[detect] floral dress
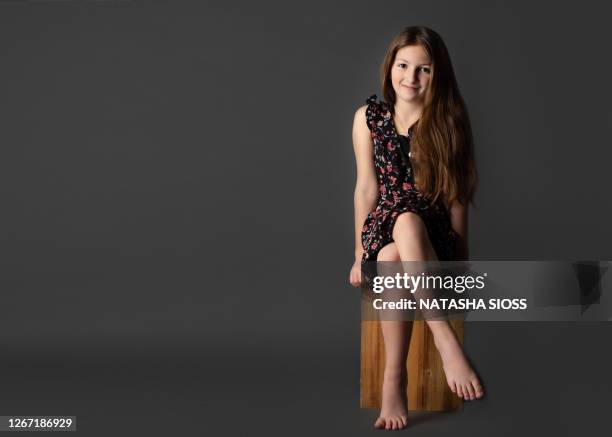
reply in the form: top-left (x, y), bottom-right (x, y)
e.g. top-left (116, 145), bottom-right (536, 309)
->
top-left (360, 94), bottom-right (458, 263)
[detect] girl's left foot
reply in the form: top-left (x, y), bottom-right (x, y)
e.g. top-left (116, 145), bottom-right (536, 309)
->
top-left (433, 328), bottom-right (484, 400)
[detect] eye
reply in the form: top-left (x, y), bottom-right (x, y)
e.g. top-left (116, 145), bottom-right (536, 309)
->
top-left (419, 66), bottom-right (431, 73)
top-left (397, 63), bottom-right (407, 69)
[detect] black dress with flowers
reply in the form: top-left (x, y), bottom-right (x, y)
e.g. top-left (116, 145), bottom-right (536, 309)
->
top-left (360, 94), bottom-right (458, 263)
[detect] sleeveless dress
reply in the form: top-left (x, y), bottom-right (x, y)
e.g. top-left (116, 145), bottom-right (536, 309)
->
top-left (360, 94), bottom-right (458, 263)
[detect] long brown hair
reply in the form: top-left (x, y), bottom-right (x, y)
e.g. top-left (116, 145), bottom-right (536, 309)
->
top-left (380, 26), bottom-right (477, 207)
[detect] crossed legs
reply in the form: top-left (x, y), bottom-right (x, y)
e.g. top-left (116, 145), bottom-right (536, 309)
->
top-left (374, 212), bottom-right (484, 430)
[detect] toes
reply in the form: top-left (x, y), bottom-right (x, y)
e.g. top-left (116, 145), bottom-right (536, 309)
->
top-left (376, 414), bottom-right (410, 430)
top-left (472, 381), bottom-right (484, 398)
top-left (465, 383), bottom-right (475, 400)
top-left (458, 385), bottom-right (466, 400)
top-left (374, 417), bottom-right (385, 429)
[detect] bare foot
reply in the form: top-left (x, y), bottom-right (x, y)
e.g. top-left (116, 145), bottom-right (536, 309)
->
top-left (374, 368), bottom-right (409, 430)
top-left (433, 328), bottom-right (484, 400)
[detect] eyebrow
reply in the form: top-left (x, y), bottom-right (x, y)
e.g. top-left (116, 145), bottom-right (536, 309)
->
top-left (397, 58), bottom-right (431, 66)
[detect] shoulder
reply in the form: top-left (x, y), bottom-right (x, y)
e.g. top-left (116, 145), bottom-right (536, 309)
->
top-left (353, 104), bottom-right (367, 124)
top-left (364, 94), bottom-right (382, 114)
top-left (359, 94), bottom-right (387, 132)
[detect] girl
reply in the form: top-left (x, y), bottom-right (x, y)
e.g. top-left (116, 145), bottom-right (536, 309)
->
top-left (349, 26), bottom-right (484, 430)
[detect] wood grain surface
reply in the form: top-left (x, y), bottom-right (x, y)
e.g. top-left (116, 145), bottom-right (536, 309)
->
top-left (360, 319), bottom-right (463, 411)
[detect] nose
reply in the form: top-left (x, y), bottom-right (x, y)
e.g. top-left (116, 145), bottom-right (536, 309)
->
top-left (408, 67), bottom-right (419, 83)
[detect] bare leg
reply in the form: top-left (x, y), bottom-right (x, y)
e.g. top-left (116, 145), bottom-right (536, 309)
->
top-left (374, 244), bottom-right (411, 430)
top-left (391, 212), bottom-right (484, 400)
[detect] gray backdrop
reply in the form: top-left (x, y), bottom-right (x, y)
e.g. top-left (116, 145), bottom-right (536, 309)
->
top-left (1, 0), bottom-right (611, 435)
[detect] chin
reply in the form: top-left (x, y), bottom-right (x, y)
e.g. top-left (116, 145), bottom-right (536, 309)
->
top-left (398, 93), bottom-right (421, 102)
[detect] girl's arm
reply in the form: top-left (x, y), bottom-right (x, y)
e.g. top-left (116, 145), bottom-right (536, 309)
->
top-left (449, 199), bottom-right (469, 260)
top-left (351, 105), bottom-right (379, 262)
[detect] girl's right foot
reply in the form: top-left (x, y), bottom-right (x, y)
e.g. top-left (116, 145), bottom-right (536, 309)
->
top-left (374, 369), bottom-right (409, 430)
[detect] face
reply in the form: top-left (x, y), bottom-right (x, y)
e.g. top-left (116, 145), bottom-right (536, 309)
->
top-left (390, 44), bottom-right (432, 103)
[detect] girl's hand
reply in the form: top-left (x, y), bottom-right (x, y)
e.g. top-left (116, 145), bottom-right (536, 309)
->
top-left (349, 259), bottom-right (362, 288)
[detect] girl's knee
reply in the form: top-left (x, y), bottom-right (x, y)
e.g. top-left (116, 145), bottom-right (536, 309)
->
top-left (377, 243), bottom-right (400, 261)
top-left (393, 212), bottom-right (427, 240)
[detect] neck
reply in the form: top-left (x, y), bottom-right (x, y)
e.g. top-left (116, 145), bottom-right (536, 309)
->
top-left (393, 98), bottom-right (423, 133)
